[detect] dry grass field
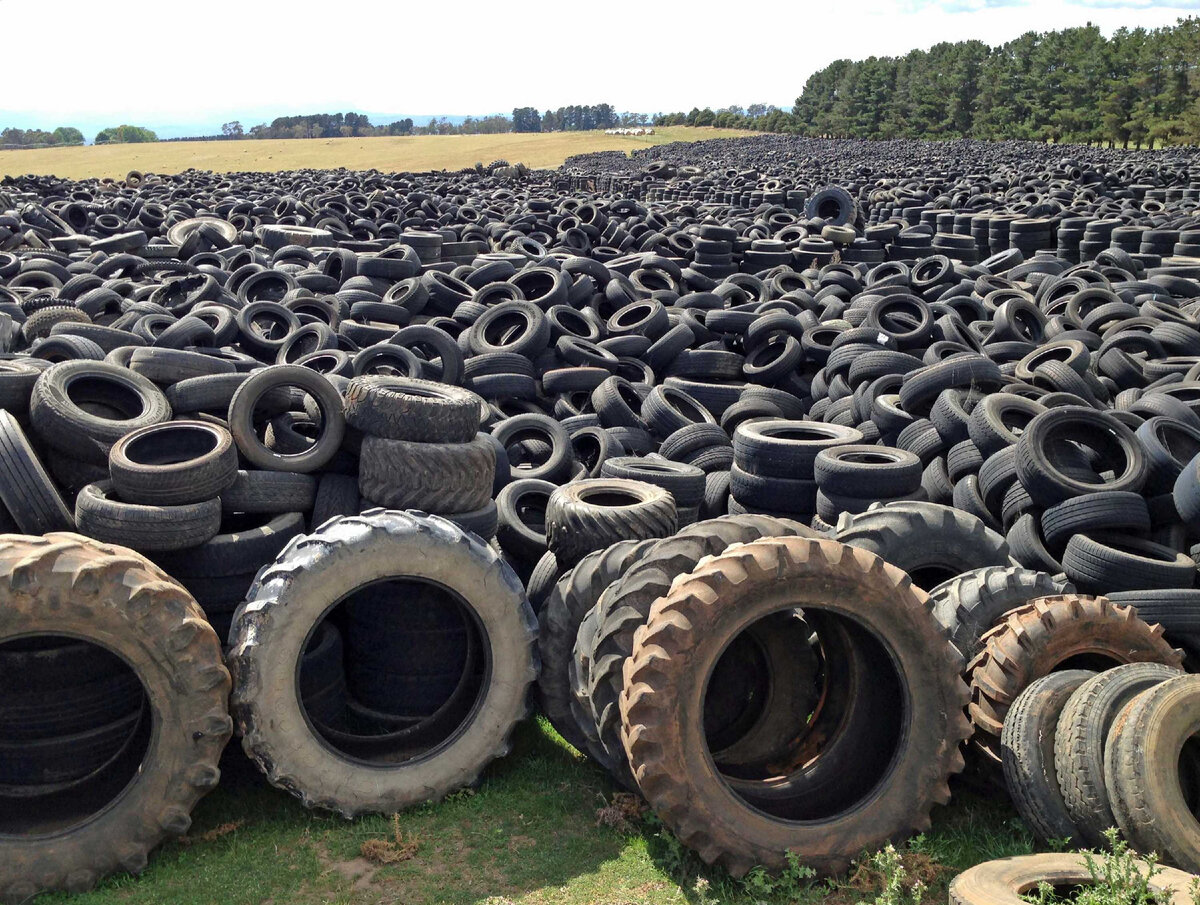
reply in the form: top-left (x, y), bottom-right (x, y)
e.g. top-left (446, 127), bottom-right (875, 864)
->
top-left (0, 127), bottom-right (756, 180)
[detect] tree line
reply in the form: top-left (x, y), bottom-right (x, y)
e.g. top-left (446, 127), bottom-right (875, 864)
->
top-left (0, 126), bottom-right (86, 149)
top-left (654, 18), bottom-right (1200, 147)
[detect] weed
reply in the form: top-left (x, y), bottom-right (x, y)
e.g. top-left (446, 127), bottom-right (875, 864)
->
top-left (742, 851), bottom-right (818, 901)
top-left (360, 814), bottom-right (419, 865)
top-left (852, 845), bottom-right (925, 905)
top-left (1021, 829), bottom-right (1165, 905)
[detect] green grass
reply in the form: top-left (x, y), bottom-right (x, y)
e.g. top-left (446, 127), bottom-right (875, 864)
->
top-left (38, 718), bottom-right (1038, 905)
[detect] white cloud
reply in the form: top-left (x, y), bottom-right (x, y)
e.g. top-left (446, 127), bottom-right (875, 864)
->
top-left (0, 0), bottom-right (1195, 131)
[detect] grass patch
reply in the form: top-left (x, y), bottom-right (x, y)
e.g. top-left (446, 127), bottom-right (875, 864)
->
top-left (0, 127), bottom-right (756, 180)
top-left (35, 717), bottom-right (1040, 905)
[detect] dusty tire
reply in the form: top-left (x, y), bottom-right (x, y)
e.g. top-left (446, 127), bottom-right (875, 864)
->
top-left (930, 566), bottom-right (1073, 661)
top-left (228, 509), bottom-right (537, 815)
top-left (835, 500), bottom-right (1015, 591)
top-left (1000, 670), bottom-right (1094, 845)
top-left (584, 514), bottom-right (814, 785)
top-left (343, 375), bottom-right (481, 443)
top-left (537, 538), bottom-right (656, 754)
top-left (1055, 662), bottom-right (1183, 847)
top-left (948, 853), bottom-right (1197, 905)
top-left (545, 478), bottom-right (677, 568)
top-left (1105, 674), bottom-right (1200, 873)
top-left (358, 434), bottom-right (495, 512)
top-left (968, 595), bottom-right (1182, 764)
top-left (0, 533), bottom-right (231, 902)
top-left (108, 420), bottom-right (238, 506)
top-left (620, 536), bottom-right (970, 877)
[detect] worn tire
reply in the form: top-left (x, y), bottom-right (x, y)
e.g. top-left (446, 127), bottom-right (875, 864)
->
top-left (968, 595), bottom-right (1181, 764)
top-left (108, 421), bottom-right (238, 506)
top-left (0, 533), bottom-right (230, 903)
top-left (545, 479), bottom-right (677, 568)
top-left (75, 481), bottom-right (222, 552)
top-left (948, 854), bottom-right (1197, 905)
top-left (0, 410), bottom-right (74, 534)
top-left (358, 434), bottom-right (494, 512)
top-left (343, 375), bottom-right (481, 443)
top-left (620, 536), bottom-right (970, 877)
top-left (228, 509), bottom-right (537, 815)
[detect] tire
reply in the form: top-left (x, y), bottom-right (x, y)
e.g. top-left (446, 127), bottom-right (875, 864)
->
top-left (584, 515), bottom-right (815, 786)
top-left (730, 464), bottom-right (818, 512)
top-left (358, 434), bottom-right (494, 512)
top-left (948, 854), bottom-right (1197, 905)
top-left (929, 566), bottom-right (1074, 661)
top-left (220, 470), bottom-right (317, 514)
top-left (1000, 670), bottom-right (1095, 845)
top-left (805, 186), bottom-right (857, 226)
top-left (310, 473), bottom-right (361, 530)
top-left (30, 360), bottom-right (171, 464)
top-left (898, 355), bottom-right (1003, 413)
top-left (733, 420), bottom-right (862, 478)
top-left (1016, 406), bottom-right (1147, 506)
top-left (835, 500), bottom-right (1014, 592)
top-left (1040, 492), bottom-right (1150, 552)
top-left (598, 456), bottom-right (701, 507)
top-left (526, 550), bottom-right (561, 615)
top-left (1107, 589), bottom-right (1200, 634)
top-left (1105, 674), bottom-right (1200, 874)
top-left (165, 373), bottom-right (252, 414)
top-left (813, 445), bottom-right (922, 497)
top-left (545, 479), bottom-right (677, 568)
top-left (152, 511), bottom-right (306, 578)
top-left (495, 478), bottom-right (555, 563)
top-left (0, 533), bottom-right (230, 902)
top-left (537, 539), bottom-right (656, 754)
top-left (343, 376), bottom-right (481, 443)
top-left (1055, 662), bottom-right (1183, 847)
top-left (0, 410), bottom-right (74, 533)
top-left (228, 510), bottom-right (537, 815)
top-left (640, 385), bottom-right (716, 438)
top-left (1062, 533), bottom-right (1196, 594)
top-left (108, 421), bottom-right (238, 506)
top-left (968, 595), bottom-right (1181, 764)
top-left (227, 364), bottom-right (345, 473)
top-left (491, 414), bottom-right (574, 483)
top-left (75, 481), bottom-right (222, 552)
top-left (620, 535), bottom-right (970, 877)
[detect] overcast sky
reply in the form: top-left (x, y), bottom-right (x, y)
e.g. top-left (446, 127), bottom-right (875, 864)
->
top-left (2, 0), bottom-right (1198, 134)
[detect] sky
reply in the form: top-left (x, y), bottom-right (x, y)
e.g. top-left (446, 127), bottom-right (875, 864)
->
top-left (1, 0), bottom-right (1198, 137)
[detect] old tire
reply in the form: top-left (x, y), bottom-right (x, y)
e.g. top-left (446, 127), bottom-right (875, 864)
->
top-left (545, 478), bottom-right (677, 568)
top-left (0, 533), bottom-right (230, 902)
top-left (228, 509), bottom-right (537, 815)
top-left (358, 434), bottom-right (495, 512)
top-left (948, 853), bottom-right (1197, 905)
top-left (343, 375), bottom-right (481, 443)
top-left (620, 536), bottom-right (970, 877)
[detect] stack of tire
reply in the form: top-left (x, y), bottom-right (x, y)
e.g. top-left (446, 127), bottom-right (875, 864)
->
top-left (1002, 665), bottom-right (1200, 875)
top-left (347, 374), bottom-right (496, 540)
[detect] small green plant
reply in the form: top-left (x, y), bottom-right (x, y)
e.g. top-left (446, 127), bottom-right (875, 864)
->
top-left (741, 850), bottom-right (817, 900)
top-left (1021, 829), bottom-right (1164, 905)
top-left (858, 844), bottom-right (924, 905)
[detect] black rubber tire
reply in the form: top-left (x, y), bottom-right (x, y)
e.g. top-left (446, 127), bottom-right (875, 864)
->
top-left (1040, 492), bottom-right (1151, 552)
top-left (227, 365), bottom-right (345, 474)
top-left (600, 456), bottom-right (705, 509)
top-left (929, 565), bottom-right (1074, 661)
top-left (620, 535), bottom-right (970, 878)
top-left (228, 509), bottom-right (536, 815)
top-left (1007, 512), bottom-right (1064, 574)
top-left (1105, 674), bottom-right (1200, 874)
top-left (220, 470), bottom-right (317, 515)
top-left (495, 478), bottom-right (555, 563)
top-left (108, 421), bottom-right (237, 506)
top-left (835, 501), bottom-right (1014, 592)
top-left (526, 550), bottom-right (562, 615)
top-left (1062, 533), bottom-right (1196, 595)
top-left (0, 533), bottom-right (230, 902)
top-left (152, 511), bottom-right (306, 578)
top-left (358, 434), bottom-right (494, 512)
top-left (583, 515), bottom-right (815, 785)
top-left (310, 473), bottom-right (361, 530)
top-left (545, 479), bottom-right (677, 568)
top-left (75, 481), bottom-right (222, 552)
top-left (968, 393), bottom-right (1048, 458)
top-left (29, 360), bottom-right (172, 464)
top-left (537, 538), bottom-right (655, 754)
top-left (1055, 662), bottom-right (1183, 847)
top-left (898, 355), bottom-right (1003, 413)
top-left (729, 464), bottom-right (818, 512)
top-left (733, 420), bottom-right (862, 478)
top-left (813, 444), bottom-right (922, 497)
top-left (640, 385), bottom-right (717, 438)
top-left (343, 375), bottom-right (481, 443)
top-left (1001, 670), bottom-right (1095, 845)
top-left (0, 410), bottom-right (75, 533)
top-left (1106, 589), bottom-right (1200, 634)
top-left (491, 414), bottom-right (574, 483)
top-left (1016, 406), bottom-right (1148, 506)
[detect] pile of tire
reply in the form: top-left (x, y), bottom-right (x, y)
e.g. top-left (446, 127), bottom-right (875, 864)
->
top-left (0, 135), bottom-right (1200, 895)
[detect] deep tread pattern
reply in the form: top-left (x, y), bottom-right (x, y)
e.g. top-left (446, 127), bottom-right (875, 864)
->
top-left (537, 538), bottom-right (656, 754)
top-left (228, 509), bottom-right (537, 817)
top-left (619, 536), bottom-right (970, 878)
top-left (967, 594), bottom-right (1181, 764)
top-left (546, 479), bottom-right (677, 568)
top-left (0, 533), bottom-right (230, 901)
top-left (358, 434), bottom-right (494, 512)
top-left (1054, 662), bottom-right (1182, 847)
top-left (583, 514), bottom-right (813, 785)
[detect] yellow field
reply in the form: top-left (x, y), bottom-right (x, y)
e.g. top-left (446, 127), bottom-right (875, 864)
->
top-left (0, 127), bottom-right (756, 180)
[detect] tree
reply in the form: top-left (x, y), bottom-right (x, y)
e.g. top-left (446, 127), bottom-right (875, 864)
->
top-left (512, 107), bottom-right (542, 132)
top-left (52, 126), bottom-right (84, 145)
top-left (94, 124), bottom-right (157, 144)
top-left (221, 121), bottom-right (244, 138)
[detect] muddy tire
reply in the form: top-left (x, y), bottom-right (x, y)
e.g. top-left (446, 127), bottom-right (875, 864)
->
top-left (968, 595), bottom-right (1181, 764)
top-left (0, 533), bottom-right (231, 902)
top-left (228, 509), bottom-right (537, 815)
top-left (620, 536), bottom-right (970, 877)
